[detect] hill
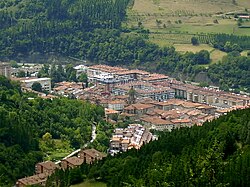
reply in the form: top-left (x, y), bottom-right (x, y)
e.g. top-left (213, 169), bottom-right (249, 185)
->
top-left (127, 0), bottom-right (250, 54)
top-left (0, 0), bottom-right (250, 91)
top-left (50, 107), bottom-right (250, 187)
top-left (0, 75), bottom-right (106, 186)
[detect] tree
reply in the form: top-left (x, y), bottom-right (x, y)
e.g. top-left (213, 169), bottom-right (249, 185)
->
top-left (10, 60), bottom-right (18, 68)
top-left (32, 82), bottom-right (42, 92)
top-left (237, 18), bottom-right (243, 26)
top-left (191, 37), bottom-right (199, 45)
top-left (78, 73), bottom-right (88, 88)
top-left (17, 70), bottom-right (26, 77)
top-left (194, 50), bottom-right (210, 64)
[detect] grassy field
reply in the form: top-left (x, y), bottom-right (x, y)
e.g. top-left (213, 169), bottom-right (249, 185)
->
top-left (126, 0), bottom-right (250, 61)
top-left (127, 0), bottom-right (250, 37)
top-left (71, 180), bottom-right (106, 187)
top-left (173, 44), bottom-right (227, 63)
top-left (40, 139), bottom-right (73, 161)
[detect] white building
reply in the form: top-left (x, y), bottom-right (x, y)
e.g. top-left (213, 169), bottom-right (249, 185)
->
top-left (20, 78), bottom-right (51, 92)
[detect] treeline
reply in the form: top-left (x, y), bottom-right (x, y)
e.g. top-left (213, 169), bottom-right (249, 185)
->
top-left (0, 75), bottom-right (105, 186)
top-left (198, 33), bottom-right (250, 52)
top-left (48, 107), bottom-right (250, 187)
top-left (208, 54), bottom-right (250, 92)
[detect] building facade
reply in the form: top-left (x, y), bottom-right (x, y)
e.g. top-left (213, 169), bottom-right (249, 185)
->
top-left (0, 62), bottom-right (11, 78)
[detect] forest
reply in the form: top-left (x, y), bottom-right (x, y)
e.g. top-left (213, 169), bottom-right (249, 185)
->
top-left (47, 107), bottom-right (250, 187)
top-left (0, 75), bottom-right (108, 186)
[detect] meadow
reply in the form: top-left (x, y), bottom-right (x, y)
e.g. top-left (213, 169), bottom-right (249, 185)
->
top-left (126, 0), bottom-right (250, 60)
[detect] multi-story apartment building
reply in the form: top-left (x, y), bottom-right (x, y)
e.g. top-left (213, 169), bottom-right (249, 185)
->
top-left (112, 81), bottom-right (175, 101)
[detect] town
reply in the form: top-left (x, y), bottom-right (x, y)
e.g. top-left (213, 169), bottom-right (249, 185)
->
top-left (1, 62), bottom-right (250, 186)
top-left (1, 62), bottom-right (250, 136)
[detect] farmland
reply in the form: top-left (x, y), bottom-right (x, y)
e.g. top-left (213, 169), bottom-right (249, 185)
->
top-left (126, 0), bottom-right (250, 58)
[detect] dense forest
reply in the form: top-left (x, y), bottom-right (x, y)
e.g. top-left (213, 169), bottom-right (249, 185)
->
top-left (0, 75), bottom-right (107, 186)
top-left (48, 107), bottom-right (250, 187)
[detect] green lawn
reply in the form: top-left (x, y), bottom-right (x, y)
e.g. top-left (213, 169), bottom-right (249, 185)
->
top-left (71, 180), bottom-right (106, 187)
top-left (173, 44), bottom-right (227, 63)
top-left (40, 139), bottom-right (73, 161)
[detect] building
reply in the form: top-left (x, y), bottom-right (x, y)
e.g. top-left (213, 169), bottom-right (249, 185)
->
top-left (61, 156), bottom-right (84, 170)
top-left (18, 77), bottom-right (52, 92)
top-left (74, 64), bottom-right (88, 77)
top-left (140, 116), bottom-right (174, 131)
top-left (112, 81), bottom-right (175, 101)
top-left (11, 64), bottom-right (43, 77)
top-left (78, 148), bottom-right (107, 164)
top-left (107, 100), bottom-right (126, 111)
top-left (123, 103), bottom-right (155, 116)
top-left (35, 161), bottom-right (58, 175)
top-left (16, 173), bottom-right (48, 187)
top-left (0, 62), bottom-right (11, 78)
top-left (109, 124), bottom-right (152, 154)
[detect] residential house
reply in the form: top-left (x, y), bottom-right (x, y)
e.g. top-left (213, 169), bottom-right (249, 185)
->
top-left (108, 100), bottom-right (126, 111)
top-left (140, 116), bottom-right (174, 131)
top-left (16, 173), bottom-right (48, 187)
top-left (78, 149), bottom-right (106, 164)
top-left (61, 156), bottom-right (84, 170)
top-left (123, 103), bottom-right (155, 116)
top-left (35, 161), bottom-right (58, 175)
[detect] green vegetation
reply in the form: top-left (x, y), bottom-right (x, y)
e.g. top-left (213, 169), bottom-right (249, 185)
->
top-left (0, 75), bottom-right (108, 186)
top-left (49, 107), bottom-right (250, 187)
top-left (71, 180), bottom-right (107, 187)
top-left (208, 54), bottom-right (250, 92)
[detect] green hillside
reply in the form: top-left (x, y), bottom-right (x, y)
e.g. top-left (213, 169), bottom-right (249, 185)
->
top-left (51, 107), bottom-right (250, 187)
top-left (127, 0), bottom-right (250, 45)
top-left (0, 75), bottom-right (106, 186)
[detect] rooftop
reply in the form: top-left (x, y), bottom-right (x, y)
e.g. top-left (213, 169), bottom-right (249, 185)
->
top-left (63, 156), bottom-right (84, 166)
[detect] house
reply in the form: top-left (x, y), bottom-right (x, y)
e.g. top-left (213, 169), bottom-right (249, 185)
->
top-left (107, 100), bottom-right (126, 111)
top-left (123, 103), bottom-right (155, 116)
top-left (78, 149), bottom-right (106, 164)
top-left (140, 116), bottom-right (174, 131)
top-left (196, 105), bottom-right (216, 115)
top-left (61, 156), bottom-right (84, 169)
top-left (171, 118), bottom-right (192, 127)
top-left (155, 99), bottom-right (184, 111)
top-left (35, 161), bottom-right (58, 175)
top-left (105, 108), bottom-right (119, 121)
top-left (142, 73), bottom-right (169, 83)
top-left (109, 124), bottom-right (152, 154)
top-left (16, 173), bottom-right (48, 187)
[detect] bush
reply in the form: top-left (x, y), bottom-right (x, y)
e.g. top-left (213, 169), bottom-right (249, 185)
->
top-left (191, 37), bottom-right (199, 45)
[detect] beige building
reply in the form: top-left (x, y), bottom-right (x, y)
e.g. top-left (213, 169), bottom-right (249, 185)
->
top-left (0, 62), bottom-right (11, 78)
top-left (18, 77), bottom-right (52, 92)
